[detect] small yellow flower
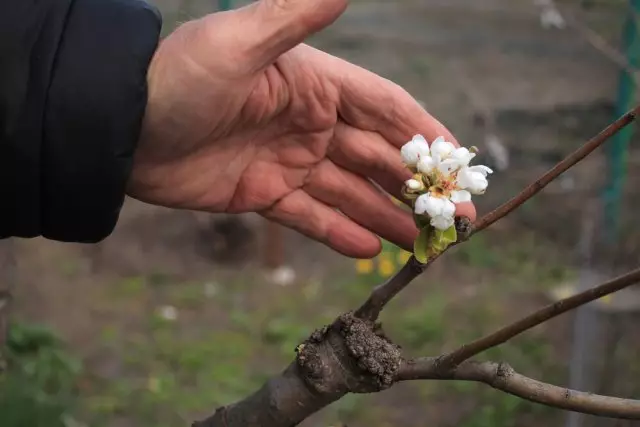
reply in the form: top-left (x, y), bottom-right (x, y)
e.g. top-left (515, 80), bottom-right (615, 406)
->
top-left (147, 377), bottom-right (161, 393)
top-left (397, 250), bottom-right (412, 265)
top-left (600, 294), bottom-right (612, 305)
top-left (355, 259), bottom-right (374, 275)
top-left (378, 256), bottom-right (396, 278)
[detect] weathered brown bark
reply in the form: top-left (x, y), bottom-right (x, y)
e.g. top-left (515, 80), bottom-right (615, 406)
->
top-left (192, 314), bottom-right (402, 427)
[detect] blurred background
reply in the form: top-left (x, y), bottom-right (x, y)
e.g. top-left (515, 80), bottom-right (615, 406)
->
top-left (1, 0), bottom-right (639, 426)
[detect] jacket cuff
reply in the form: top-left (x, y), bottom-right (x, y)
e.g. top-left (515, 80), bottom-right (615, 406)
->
top-left (43, 0), bottom-right (161, 243)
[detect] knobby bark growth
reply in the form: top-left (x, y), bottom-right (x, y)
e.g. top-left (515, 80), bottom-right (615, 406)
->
top-left (193, 106), bottom-right (640, 427)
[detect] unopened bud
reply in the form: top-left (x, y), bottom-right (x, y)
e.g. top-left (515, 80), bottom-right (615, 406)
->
top-left (405, 178), bottom-right (424, 191)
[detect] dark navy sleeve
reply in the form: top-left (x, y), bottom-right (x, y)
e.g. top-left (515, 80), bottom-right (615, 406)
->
top-left (0, 0), bottom-right (162, 243)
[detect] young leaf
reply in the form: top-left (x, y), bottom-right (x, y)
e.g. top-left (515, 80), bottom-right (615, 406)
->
top-left (431, 225), bottom-right (458, 254)
top-left (413, 227), bottom-right (432, 263)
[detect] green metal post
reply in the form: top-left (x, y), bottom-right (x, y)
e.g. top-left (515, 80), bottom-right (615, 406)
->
top-left (603, 0), bottom-right (640, 243)
top-left (218, 0), bottom-right (232, 11)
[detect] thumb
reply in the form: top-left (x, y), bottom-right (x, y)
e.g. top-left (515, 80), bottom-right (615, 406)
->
top-left (238, 0), bottom-right (348, 69)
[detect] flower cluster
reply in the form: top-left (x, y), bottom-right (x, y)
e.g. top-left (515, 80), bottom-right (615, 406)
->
top-left (401, 135), bottom-right (493, 231)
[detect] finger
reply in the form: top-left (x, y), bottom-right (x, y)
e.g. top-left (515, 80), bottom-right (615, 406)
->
top-left (261, 189), bottom-right (382, 258)
top-left (235, 0), bottom-right (348, 71)
top-left (329, 123), bottom-right (477, 221)
top-left (334, 60), bottom-right (458, 148)
top-left (304, 159), bottom-right (418, 252)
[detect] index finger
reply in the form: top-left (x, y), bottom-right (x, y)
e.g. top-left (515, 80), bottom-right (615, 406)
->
top-left (334, 58), bottom-right (459, 148)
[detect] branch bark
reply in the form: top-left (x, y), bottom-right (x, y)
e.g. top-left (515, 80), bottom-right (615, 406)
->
top-left (193, 314), bottom-right (402, 427)
top-left (471, 104), bottom-right (640, 235)
top-left (397, 359), bottom-right (640, 419)
top-left (438, 267), bottom-right (640, 368)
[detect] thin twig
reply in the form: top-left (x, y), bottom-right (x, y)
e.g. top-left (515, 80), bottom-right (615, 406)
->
top-left (437, 267), bottom-right (640, 368)
top-left (356, 106), bottom-right (639, 321)
top-left (354, 256), bottom-right (429, 320)
top-left (397, 359), bottom-right (640, 419)
top-left (559, 4), bottom-right (640, 85)
top-left (472, 104), bottom-right (640, 235)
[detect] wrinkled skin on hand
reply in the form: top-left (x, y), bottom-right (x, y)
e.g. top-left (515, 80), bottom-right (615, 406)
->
top-left (128, 0), bottom-right (475, 259)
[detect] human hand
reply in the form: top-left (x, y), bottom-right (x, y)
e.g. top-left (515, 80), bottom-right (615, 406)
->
top-left (127, 0), bottom-right (475, 258)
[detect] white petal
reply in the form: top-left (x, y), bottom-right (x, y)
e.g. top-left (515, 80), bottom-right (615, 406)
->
top-left (430, 137), bottom-right (455, 162)
top-left (468, 165), bottom-right (493, 176)
top-left (457, 167), bottom-right (489, 194)
top-left (414, 194), bottom-right (430, 215)
top-left (417, 155), bottom-right (435, 174)
top-left (431, 215), bottom-right (454, 230)
top-left (437, 158), bottom-right (460, 176)
top-left (450, 147), bottom-right (476, 167)
top-left (449, 189), bottom-right (471, 203)
top-left (441, 198), bottom-right (456, 218)
top-left (412, 134), bottom-right (428, 145)
top-left (400, 135), bottom-right (431, 166)
top-left (405, 178), bottom-right (423, 191)
top-left (414, 193), bottom-right (444, 217)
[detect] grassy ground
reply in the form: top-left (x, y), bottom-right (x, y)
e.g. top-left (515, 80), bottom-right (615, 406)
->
top-left (6, 221), bottom-right (610, 427)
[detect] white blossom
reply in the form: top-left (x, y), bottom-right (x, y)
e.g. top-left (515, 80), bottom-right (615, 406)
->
top-left (417, 155), bottom-right (436, 174)
top-left (400, 135), bottom-right (431, 167)
top-left (429, 136), bottom-right (455, 163)
top-left (457, 165), bottom-right (493, 194)
top-left (449, 189), bottom-right (472, 203)
top-left (399, 134), bottom-right (493, 231)
top-left (405, 178), bottom-right (423, 191)
top-left (414, 194), bottom-right (456, 230)
top-left (450, 147), bottom-right (476, 167)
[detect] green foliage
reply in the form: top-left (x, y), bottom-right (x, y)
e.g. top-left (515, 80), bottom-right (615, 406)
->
top-left (413, 227), bottom-right (431, 263)
top-left (0, 322), bottom-right (82, 427)
top-left (384, 291), bottom-right (448, 352)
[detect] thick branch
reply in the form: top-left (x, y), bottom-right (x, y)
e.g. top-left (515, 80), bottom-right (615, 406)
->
top-left (193, 361), bottom-right (345, 427)
top-left (397, 359), bottom-right (640, 419)
top-left (193, 314), bottom-right (402, 427)
top-left (437, 267), bottom-right (640, 368)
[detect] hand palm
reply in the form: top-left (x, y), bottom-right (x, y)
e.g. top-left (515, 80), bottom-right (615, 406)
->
top-left (129, 2), bottom-right (475, 258)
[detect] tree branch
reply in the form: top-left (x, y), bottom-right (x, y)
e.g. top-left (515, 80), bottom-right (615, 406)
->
top-left (471, 104), bottom-right (640, 235)
top-left (192, 313), bottom-right (403, 427)
top-left (437, 267), bottom-right (640, 368)
top-left (354, 106), bottom-right (640, 322)
top-left (397, 359), bottom-right (640, 419)
top-left (354, 255), bottom-right (430, 321)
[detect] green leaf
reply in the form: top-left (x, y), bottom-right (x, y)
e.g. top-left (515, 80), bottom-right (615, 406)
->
top-left (413, 227), bottom-right (432, 263)
top-left (431, 225), bottom-right (457, 254)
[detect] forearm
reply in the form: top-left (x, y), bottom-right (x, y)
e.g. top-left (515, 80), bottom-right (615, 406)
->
top-left (0, 0), bottom-right (162, 242)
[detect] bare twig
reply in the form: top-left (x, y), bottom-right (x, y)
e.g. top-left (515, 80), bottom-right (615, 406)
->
top-left (472, 104), bottom-right (640, 234)
top-left (559, 4), bottom-right (640, 85)
top-left (355, 106), bottom-right (639, 322)
top-left (437, 267), bottom-right (640, 368)
top-left (355, 256), bottom-right (429, 321)
top-left (397, 359), bottom-right (640, 419)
